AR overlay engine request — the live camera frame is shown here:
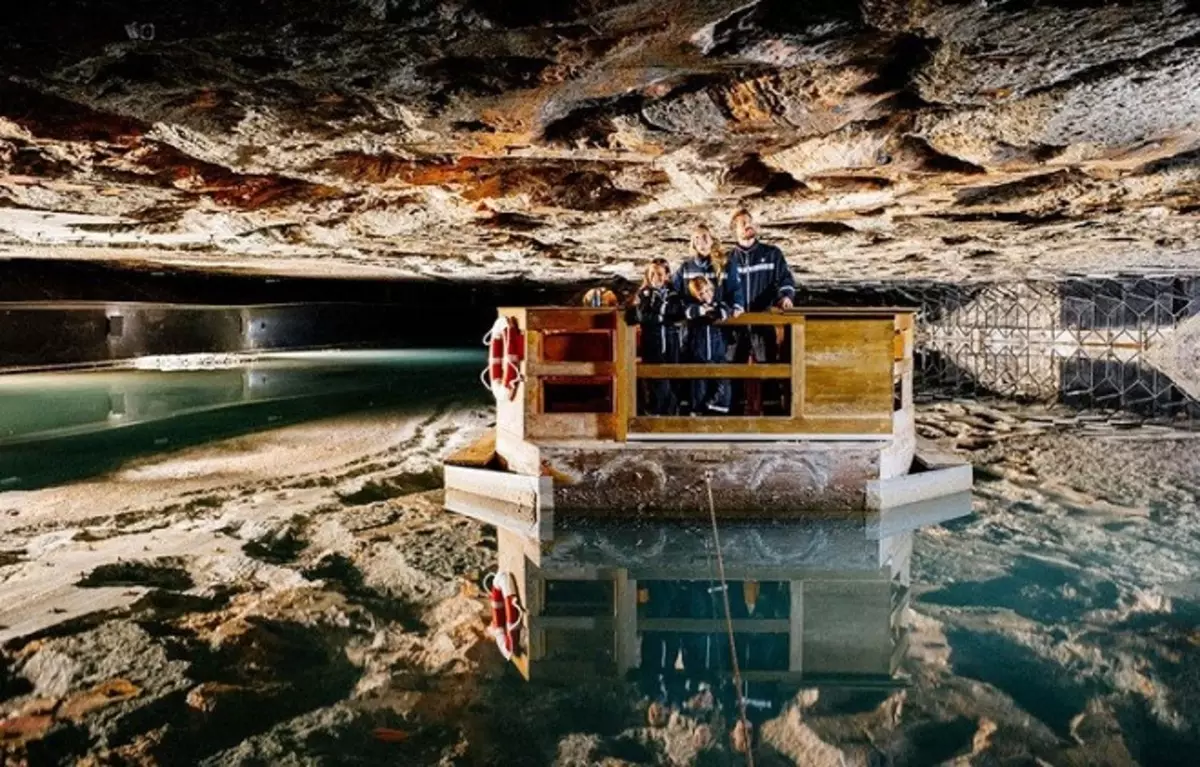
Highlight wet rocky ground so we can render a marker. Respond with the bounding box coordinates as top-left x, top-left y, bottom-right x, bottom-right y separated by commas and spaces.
1, 401, 1198, 765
